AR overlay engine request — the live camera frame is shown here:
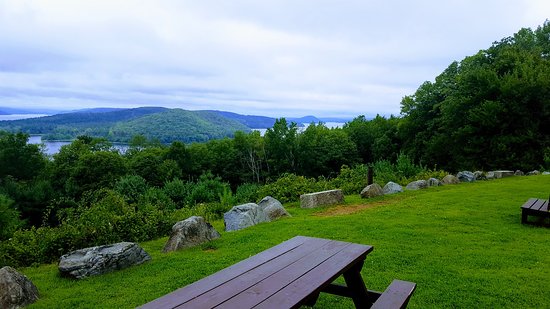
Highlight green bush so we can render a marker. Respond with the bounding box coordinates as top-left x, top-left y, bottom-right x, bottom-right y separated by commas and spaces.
0, 194, 23, 240
114, 175, 149, 204
258, 173, 329, 203
330, 165, 369, 195
187, 173, 230, 205
234, 183, 262, 203
163, 178, 192, 208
